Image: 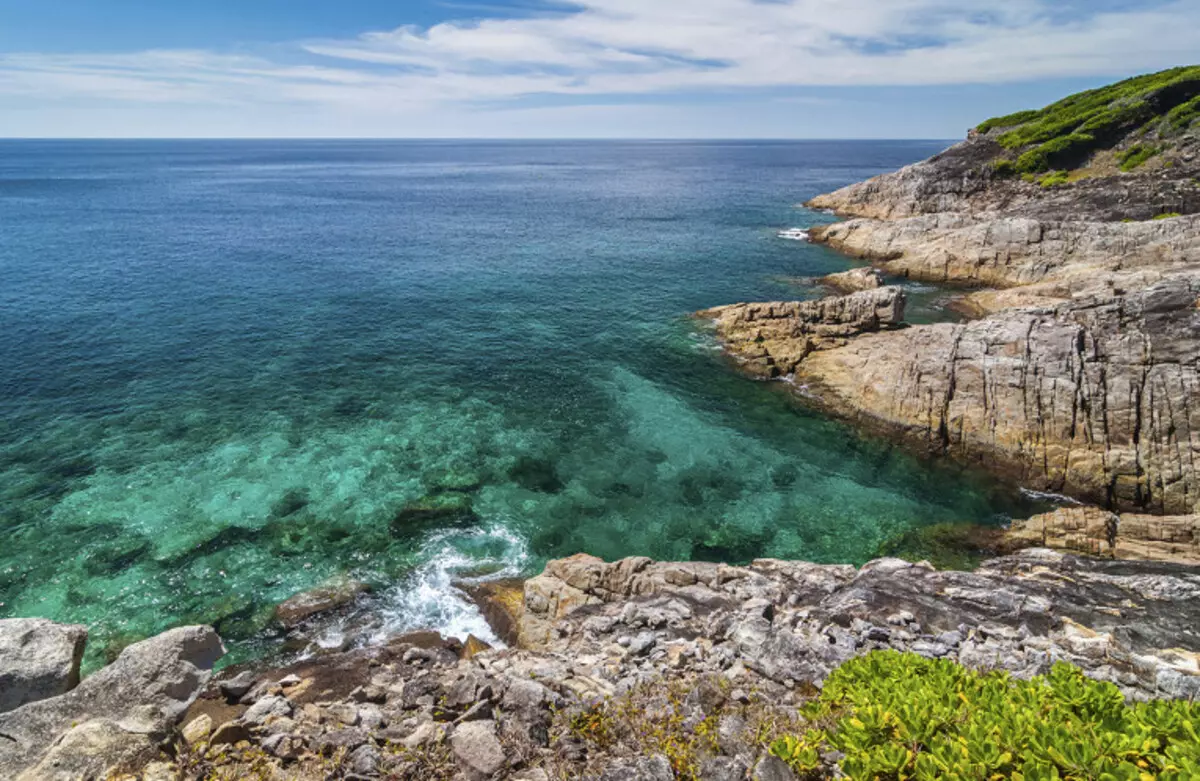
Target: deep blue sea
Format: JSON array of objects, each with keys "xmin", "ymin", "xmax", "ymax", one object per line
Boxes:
[{"xmin": 0, "ymin": 140, "xmax": 1042, "ymax": 666}]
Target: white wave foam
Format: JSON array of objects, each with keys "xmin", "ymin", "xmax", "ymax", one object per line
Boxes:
[
  {"xmin": 1019, "ymin": 487, "xmax": 1085, "ymax": 506},
  {"xmin": 371, "ymin": 524, "xmax": 531, "ymax": 648},
  {"xmin": 777, "ymin": 228, "xmax": 810, "ymax": 242}
]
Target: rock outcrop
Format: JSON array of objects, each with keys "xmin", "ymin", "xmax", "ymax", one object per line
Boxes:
[
  {"xmin": 520, "ymin": 551, "xmax": 1200, "ymax": 701},
  {"xmin": 697, "ymin": 287, "xmax": 905, "ymax": 379},
  {"xmin": 787, "ymin": 276, "xmax": 1200, "ymax": 513},
  {"xmin": 816, "ymin": 265, "xmax": 884, "ymax": 293},
  {"xmin": 703, "ymin": 81, "xmax": 1200, "ymax": 521},
  {"xmin": 11, "ymin": 550, "xmax": 1199, "ymax": 779},
  {"xmin": 0, "ymin": 618, "xmax": 87, "ymax": 714},
  {"xmin": 84, "ymin": 550, "xmax": 1200, "ymax": 780},
  {"xmin": 0, "ymin": 625, "xmax": 223, "ymax": 781},
  {"xmin": 1006, "ymin": 506, "xmax": 1200, "ymax": 564}
]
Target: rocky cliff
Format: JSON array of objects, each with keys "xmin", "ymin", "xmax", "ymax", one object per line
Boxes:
[
  {"xmin": 703, "ymin": 67, "xmax": 1200, "ymax": 524},
  {"xmin": 6, "ymin": 549, "xmax": 1198, "ymax": 780}
]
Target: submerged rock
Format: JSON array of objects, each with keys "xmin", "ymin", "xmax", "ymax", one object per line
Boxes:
[
  {"xmin": 0, "ymin": 618, "xmax": 87, "ymax": 714},
  {"xmin": 274, "ymin": 577, "xmax": 370, "ymax": 630}
]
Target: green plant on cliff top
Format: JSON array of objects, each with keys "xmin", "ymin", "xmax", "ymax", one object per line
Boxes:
[
  {"xmin": 1118, "ymin": 144, "xmax": 1161, "ymax": 172},
  {"xmin": 975, "ymin": 65, "xmax": 1200, "ymax": 174},
  {"xmin": 771, "ymin": 651, "xmax": 1200, "ymax": 781}
]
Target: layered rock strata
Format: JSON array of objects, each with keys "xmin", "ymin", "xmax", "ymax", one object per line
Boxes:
[
  {"xmin": 1008, "ymin": 506, "xmax": 1200, "ymax": 564},
  {"xmin": 696, "ymin": 287, "xmax": 905, "ymax": 379}
]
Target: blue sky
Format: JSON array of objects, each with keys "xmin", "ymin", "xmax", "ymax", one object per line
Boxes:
[{"xmin": 0, "ymin": 0, "xmax": 1197, "ymax": 138}]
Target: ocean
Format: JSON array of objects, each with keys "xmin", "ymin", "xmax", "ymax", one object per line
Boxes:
[{"xmin": 0, "ymin": 140, "xmax": 1042, "ymax": 667}]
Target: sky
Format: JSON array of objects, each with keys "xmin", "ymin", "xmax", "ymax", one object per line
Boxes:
[{"xmin": 0, "ymin": 0, "xmax": 1197, "ymax": 138}]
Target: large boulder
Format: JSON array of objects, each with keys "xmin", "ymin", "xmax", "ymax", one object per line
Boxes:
[
  {"xmin": 0, "ymin": 625, "xmax": 224, "ymax": 780},
  {"xmin": 0, "ymin": 618, "xmax": 87, "ymax": 714}
]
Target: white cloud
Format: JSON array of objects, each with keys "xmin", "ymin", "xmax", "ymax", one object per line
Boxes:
[{"xmin": 0, "ymin": 0, "xmax": 1197, "ymax": 134}]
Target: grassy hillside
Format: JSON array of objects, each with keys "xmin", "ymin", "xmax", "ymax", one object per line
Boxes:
[{"xmin": 976, "ymin": 66, "xmax": 1200, "ymax": 177}]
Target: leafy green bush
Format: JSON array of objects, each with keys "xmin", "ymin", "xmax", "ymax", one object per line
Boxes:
[
  {"xmin": 977, "ymin": 110, "xmax": 1041, "ymax": 134},
  {"xmin": 991, "ymin": 159, "xmax": 1018, "ymax": 177},
  {"xmin": 1118, "ymin": 144, "xmax": 1160, "ymax": 171},
  {"xmin": 1039, "ymin": 171, "xmax": 1070, "ymax": 188},
  {"xmin": 770, "ymin": 651, "xmax": 1200, "ymax": 781},
  {"xmin": 1166, "ymin": 95, "xmax": 1200, "ymax": 133},
  {"xmin": 973, "ymin": 66, "xmax": 1200, "ymax": 175}
]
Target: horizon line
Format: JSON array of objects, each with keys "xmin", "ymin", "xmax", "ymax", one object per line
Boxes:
[{"xmin": 0, "ymin": 136, "xmax": 960, "ymax": 142}]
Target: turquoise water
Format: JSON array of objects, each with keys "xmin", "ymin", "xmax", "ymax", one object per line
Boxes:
[{"xmin": 0, "ymin": 140, "xmax": 1041, "ymax": 665}]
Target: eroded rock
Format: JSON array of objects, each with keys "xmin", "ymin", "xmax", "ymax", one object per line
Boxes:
[{"xmin": 0, "ymin": 618, "xmax": 87, "ymax": 714}]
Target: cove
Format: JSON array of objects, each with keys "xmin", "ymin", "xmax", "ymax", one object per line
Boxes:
[{"xmin": 0, "ymin": 140, "xmax": 1044, "ymax": 668}]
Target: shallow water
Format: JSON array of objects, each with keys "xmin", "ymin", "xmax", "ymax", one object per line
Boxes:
[{"xmin": 0, "ymin": 140, "xmax": 1043, "ymax": 666}]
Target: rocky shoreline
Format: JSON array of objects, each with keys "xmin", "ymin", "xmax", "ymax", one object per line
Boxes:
[
  {"xmin": 3, "ymin": 547, "xmax": 1199, "ymax": 780},
  {"xmin": 699, "ymin": 83, "xmax": 1200, "ymax": 557},
  {"xmin": 5, "ymin": 71, "xmax": 1200, "ymax": 781}
]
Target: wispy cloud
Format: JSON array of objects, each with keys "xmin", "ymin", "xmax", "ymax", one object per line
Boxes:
[{"xmin": 0, "ymin": 0, "xmax": 1196, "ymax": 134}]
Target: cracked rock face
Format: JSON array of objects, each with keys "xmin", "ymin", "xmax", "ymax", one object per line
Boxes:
[
  {"xmin": 0, "ymin": 618, "xmax": 87, "ymax": 715},
  {"xmin": 696, "ymin": 287, "xmax": 906, "ymax": 379},
  {"xmin": 793, "ymin": 277, "xmax": 1200, "ymax": 514},
  {"xmin": 0, "ymin": 625, "xmax": 223, "ymax": 781},
  {"xmin": 520, "ymin": 551, "xmax": 1200, "ymax": 701},
  {"xmin": 704, "ymin": 126, "xmax": 1200, "ymax": 519}
]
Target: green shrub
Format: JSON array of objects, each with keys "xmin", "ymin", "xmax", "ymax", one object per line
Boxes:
[
  {"xmin": 1039, "ymin": 171, "xmax": 1070, "ymax": 188},
  {"xmin": 1154, "ymin": 212, "xmax": 1183, "ymax": 220},
  {"xmin": 977, "ymin": 110, "xmax": 1041, "ymax": 134},
  {"xmin": 1165, "ymin": 95, "xmax": 1200, "ymax": 133},
  {"xmin": 770, "ymin": 651, "xmax": 1200, "ymax": 781},
  {"xmin": 973, "ymin": 66, "xmax": 1200, "ymax": 174},
  {"xmin": 991, "ymin": 159, "xmax": 1018, "ymax": 177},
  {"xmin": 1118, "ymin": 144, "xmax": 1160, "ymax": 171}
]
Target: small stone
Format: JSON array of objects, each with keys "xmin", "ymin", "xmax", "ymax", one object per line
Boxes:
[
  {"xmin": 317, "ymin": 727, "xmax": 369, "ymax": 754},
  {"xmin": 326, "ymin": 702, "xmax": 360, "ymax": 726},
  {"xmin": 937, "ymin": 631, "xmax": 964, "ymax": 647},
  {"xmin": 887, "ymin": 611, "xmax": 916, "ymax": 626},
  {"xmin": 753, "ymin": 755, "xmax": 799, "ymax": 781},
  {"xmin": 181, "ymin": 713, "xmax": 213, "ymax": 744},
  {"xmin": 348, "ymin": 744, "xmax": 382, "ymax": 776},
  {"xmin": 244, "ymin": 694, "xmax": 293, "ymax": 725},
  {"xmin": 629, "ymin": 632, "xmax": 657, "ymax": 656},
  {"xmin": 219, "ymin": 670, "xmax": 257, "ymax": 701},
  {"xmin": 262, "ymin": 732, "xmax": 305, "ymax": 760},
  {"xmin": 351, "ymin": 684, "xmax": 388, "ymax": 704},
  {"xmin": 209, "ymin": 720, "xmax": 251, "ymax": 747},
  {"xmin": 277, "ymin": 674, "xmax": 302, "ymax": 687},
  {"xmin": 358, "ymin": 704, "xmax": 386, "ymax": 730},
  {"xmin": 402, "ymin": 721, "xmax": 443, "ymax": 749},
  {"xmin": 450, "ymin": 720, "xmax": 507, "ymax": 777},
  {"xmin": 701, "ymin": 757, "xmax": 749, "ymax": 781}
]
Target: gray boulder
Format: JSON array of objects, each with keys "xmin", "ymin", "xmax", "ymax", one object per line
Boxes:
[
  {"xmin": 0, "ymin": 625, "xmax": 224, "ymax": 780},
  {"xmin": 450, "ymin": 719, "xmax": 507, "ymax": 778},
  {"xmin": 0, "ymin": 618, "xmax": 88, "ymax": 714}
]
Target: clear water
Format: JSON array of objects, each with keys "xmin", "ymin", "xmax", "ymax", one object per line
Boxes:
[{"xmin": 0, "ymin": 140, "xmax": 1041, "ymax": 666}]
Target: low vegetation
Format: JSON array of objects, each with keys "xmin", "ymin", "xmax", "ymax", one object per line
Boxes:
[
  {"xmin": 1118, "ymin": 144, "xmax": 1160, "ymax": 171},
  {"xmin": 977, "ymin": 65, "xmax": 1200, "ymax": 174},
  {"xmin": 770, "ymin": 651, "xmax": 1200, "ymax": 781}
]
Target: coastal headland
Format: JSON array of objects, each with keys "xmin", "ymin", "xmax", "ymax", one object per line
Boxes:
[{"xmin": 3, "ymin": 67, "xmax": 1200, "ymax": 780}]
